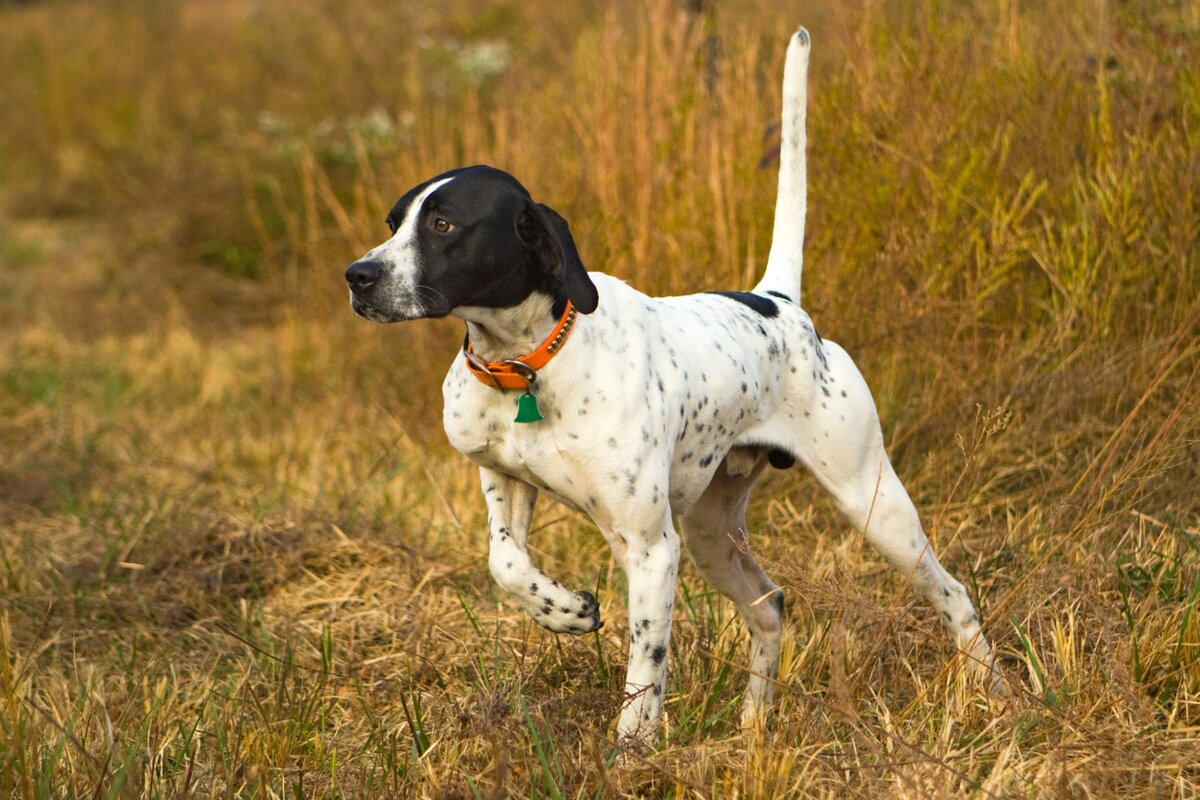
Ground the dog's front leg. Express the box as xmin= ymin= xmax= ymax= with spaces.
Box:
xmin=480 ymin=467 xmax=603 ymax=634
xmin=614 ymin=509 xmax=681 ymax=745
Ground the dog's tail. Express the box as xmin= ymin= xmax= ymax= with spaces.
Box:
xmin=755 ymin=27 xmax=810 ymax=303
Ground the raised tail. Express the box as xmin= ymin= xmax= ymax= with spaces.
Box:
xmin=754 ymin=27 xmax=810 ymax=303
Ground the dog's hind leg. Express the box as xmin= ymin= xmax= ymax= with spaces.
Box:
xmin=480 ymin=467 xmax=602 ymax=634
xmin=784 ymin=342 xmax=999 ymax=687
xmin=679 ymin=449 xmax=784 ymax=728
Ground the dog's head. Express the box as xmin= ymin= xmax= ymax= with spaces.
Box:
xmin=345 ymin=165 xmax=598 ymax=323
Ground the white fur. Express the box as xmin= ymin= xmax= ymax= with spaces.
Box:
xmin=360 ymin=177 xmax=453 ymax=320
xmin=759 ymin=28 xmax=810 ymax=302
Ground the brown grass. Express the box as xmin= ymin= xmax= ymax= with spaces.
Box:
xmin=1 ymin=0 xmax=1198 ymax=796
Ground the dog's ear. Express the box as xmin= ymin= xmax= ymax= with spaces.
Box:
xmin=517 ymin=202 xmax=599 ymax=314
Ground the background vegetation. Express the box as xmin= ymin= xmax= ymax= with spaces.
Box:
xmin=1 ymin=0 xmax=1197 ymax=796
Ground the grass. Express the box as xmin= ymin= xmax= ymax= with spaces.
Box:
xmin=1 ymin=0 xmax=1199 ymax=796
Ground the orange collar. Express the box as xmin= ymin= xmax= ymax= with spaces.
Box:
xmin=463 ymin=301 xmax=579 ymax=390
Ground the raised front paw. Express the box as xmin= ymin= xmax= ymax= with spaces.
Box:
xmin=533 ymin=589 xmax=603 ymax=634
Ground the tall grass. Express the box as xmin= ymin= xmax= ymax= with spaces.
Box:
xmin=1 ymin=0 xmax=1198 ymax=796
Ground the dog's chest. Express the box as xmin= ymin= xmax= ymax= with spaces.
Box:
xmin=442 ymin=368 xmax=523 ymax=463
xmin=441 ymin=364 xmax=592 ymax=495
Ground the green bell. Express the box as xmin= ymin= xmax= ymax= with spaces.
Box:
xmin=514 ymin=391 xmax=543 ymax=423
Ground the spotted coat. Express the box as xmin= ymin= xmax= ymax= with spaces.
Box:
xmin=344 ymin=27 xmax=999 ymax=746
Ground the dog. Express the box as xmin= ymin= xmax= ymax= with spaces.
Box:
xmin=344 ymin=28 xmax=995 ymax=744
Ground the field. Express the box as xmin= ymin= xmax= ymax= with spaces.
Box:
xmin=1 ymin=0 xmax=1198 ymax=796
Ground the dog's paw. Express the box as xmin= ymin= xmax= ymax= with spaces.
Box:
xmin=984 ymin=662 xmax=1012 ymax=701
xmin=574 ymin=589 xmax=603 ymax=627
xmin=533 ymin=589 xmax=603 ymax=635
xmin=964 ymin=645 xmax=1010 ymax=702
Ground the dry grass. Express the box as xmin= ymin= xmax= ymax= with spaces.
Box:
xmin=1 ymin=0 xmax=1198 ymax=796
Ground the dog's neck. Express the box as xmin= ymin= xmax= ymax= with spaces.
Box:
xmin=454 ymin=293 xmax=560 ymax=363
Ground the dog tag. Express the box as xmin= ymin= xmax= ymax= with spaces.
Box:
xmin=514 ymin=391 xmax=543 ymax=423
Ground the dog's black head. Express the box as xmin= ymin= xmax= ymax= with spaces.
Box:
xmin=345 ymin=165 xmax=598 ymax=323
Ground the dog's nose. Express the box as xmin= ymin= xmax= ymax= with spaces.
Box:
xmin=345 ymin=260 xmax=383 ymax=291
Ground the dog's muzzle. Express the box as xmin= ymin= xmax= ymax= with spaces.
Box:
xmin=345 ymin=258 xmax=421 ymax=322
xmin=345 ymin=258 xmax=385 ymax=321
xmin=346 ymin=259 xmax=383 ymax=292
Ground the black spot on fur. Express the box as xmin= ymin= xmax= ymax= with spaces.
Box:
xmin=707 ymin=291 xmax=779 ymax=318
xmin=768 ymin=449 xmax=795 ymax=469
xmin=771 ymin=590 xmax=785 ymax=618
xmin=651 ymin=645 xmax=667 ymax=665
xmin=765 ymin=290 xmax=792 ymax=303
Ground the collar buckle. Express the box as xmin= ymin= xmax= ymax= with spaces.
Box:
xmin=463 ymin=301 xmax=580 ymax=391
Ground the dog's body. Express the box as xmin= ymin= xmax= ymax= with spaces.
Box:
xmin=346 ymin=29 xmax=994 ymax=744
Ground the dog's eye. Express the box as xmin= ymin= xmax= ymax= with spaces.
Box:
xmin=386 ymin=218 xmax=397 ymax=234
xmin=432 ymin=217 xmax=454 ymax=233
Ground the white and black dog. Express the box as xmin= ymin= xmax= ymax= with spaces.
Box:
xmin=345 ymin=29 xmax=996 ymax=744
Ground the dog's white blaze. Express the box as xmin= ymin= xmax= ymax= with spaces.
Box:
xmin=368 ymin=176 xmax=455 ymax=314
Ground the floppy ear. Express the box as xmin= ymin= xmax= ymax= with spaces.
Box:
xmin=517 ymin=202 xmax=599 ymax=314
